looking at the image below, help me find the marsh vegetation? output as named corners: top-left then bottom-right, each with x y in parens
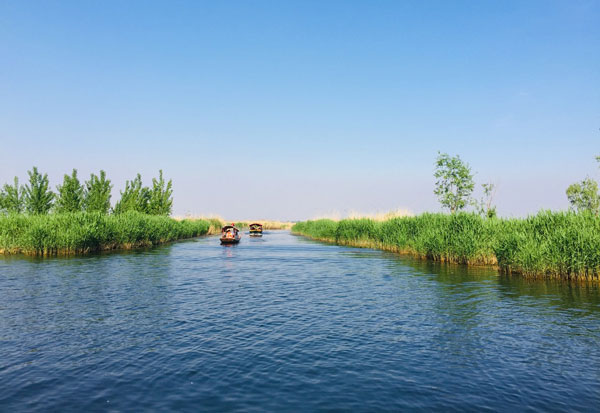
top-left (0, 211), bottom-right (211, 256)
top-left (0, 167), bottom-right (211, 255)
top-left (293, 153), bottom-right (600, 281)
top-left (292, 211), bottom-right (600, 280)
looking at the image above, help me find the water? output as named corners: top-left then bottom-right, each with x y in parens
top-left (1, 231), bottom-right (599, 411)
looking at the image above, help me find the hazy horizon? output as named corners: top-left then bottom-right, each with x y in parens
top-left (1, 1), bottom-right (599, 221)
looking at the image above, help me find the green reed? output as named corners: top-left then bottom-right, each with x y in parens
top-left (292, 211), bottom-right (600, 280)
top-left (0, 211), bottom-right (211, 256)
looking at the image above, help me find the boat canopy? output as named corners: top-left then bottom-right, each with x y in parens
top-left (222, 225), bottom-right (237, 231)
top-left (250, 223), bottom-right (262, 228)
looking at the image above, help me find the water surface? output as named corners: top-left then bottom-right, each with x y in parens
top-left (1, 231), bottom-right (599, 411)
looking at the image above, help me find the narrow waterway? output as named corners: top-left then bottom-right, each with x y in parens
top-left (1, 231), bottom-right (599, 411)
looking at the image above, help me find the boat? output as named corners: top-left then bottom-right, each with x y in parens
top-left (220, 224), bottom-right (241, 244)
top-left (249, 223), bottom-right (263, 236)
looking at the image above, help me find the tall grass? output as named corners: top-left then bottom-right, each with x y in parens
top-left (174, 216), bottom-right (294, 231)
top-left (292, 211), bottom-right (600, 281)
top-left (0, 211), bottom-right (212, 256)
top-left (259, 220), bottom-right (294, 230)
top-left (311, 208), bottom-right (413, 222)
top-left (223, 220), bottom-right (294, 230)
top-left (173, 215), bottom-right (223, 234)
top-left (195, 219), bottom-right (294, 231)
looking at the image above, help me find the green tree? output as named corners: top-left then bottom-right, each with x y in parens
top-left (24, 167), bottom-right (54, 214)
top-left (55, 169), bottom-right (84, 213)
top-left (474, 182), bottom-right (497, 218)
top-left (113, 173), bottom-right (150, 214)
top-left (84, 170), bottom-right (112, 213)
top-left (566, 177), bottom-right (599, 215)
top-left (148, 170), bottom-right (173, 216)
top-left (1, 177), bottom-right (25, 214)
top-left (434, 152), bottom-right (475, 213)
top-left (1, 177), bottom-right (24, 213)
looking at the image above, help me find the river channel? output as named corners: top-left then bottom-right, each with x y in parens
top-left (1, 231), bottom-right (599, 411)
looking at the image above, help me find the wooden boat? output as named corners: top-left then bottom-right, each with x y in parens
top-left (249, 223), bottom-right (263, 236)
top-left (220, 224), bottom-right (241, 244)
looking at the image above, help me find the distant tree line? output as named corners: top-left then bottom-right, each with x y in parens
top-left (0, 167), bottom-right (173, 216)
top-left (433, 151), bottom-right (600, 216)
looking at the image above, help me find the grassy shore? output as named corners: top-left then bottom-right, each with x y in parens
top-left (292, 211), bottom-right (600, 281)
top-left (0, 211), bottom-right (213, 256)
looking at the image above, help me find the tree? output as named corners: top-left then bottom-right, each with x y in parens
top-left (1, 177), bottom-right (25, 214)
top-left (84, 170), bottom-right (112, 214)
top-left (113, 173), bottom-right (150, 214)
top-left (24, 167), bottom-right (54, 214)
top-left (434, 152), bottom-right (475, 213)
top-left (566, 177), bottom-right (599, 215)
top-left (474, 182), bottom-right (497, 218)
top-left (55, 169), bottom-right (84, 213)
top-left (148, 170), bottom-right (173, 216)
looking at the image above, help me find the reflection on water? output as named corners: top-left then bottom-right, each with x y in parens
top-left (0, 232), bottom-right (599, 411)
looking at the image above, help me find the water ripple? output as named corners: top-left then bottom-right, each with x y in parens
top-left (0, 232), bottom-right (599, 411)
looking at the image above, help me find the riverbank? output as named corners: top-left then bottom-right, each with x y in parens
top-left (292, 211), bottom-right (600, 281)
top-left (0, 212), bottom-right (214, 256)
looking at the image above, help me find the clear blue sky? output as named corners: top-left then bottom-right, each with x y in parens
top-left (1, 1), bottom-right (598, 220)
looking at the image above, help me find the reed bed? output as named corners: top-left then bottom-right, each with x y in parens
top-left (221, 221), bottom-right (294, 230)
top-left (292, 211), bottom-right (600, 281)
top-left (223, 220), bottom-right (294, 230)
top-left (247, 220), bottom-right (294, 230)
top-left (173, 215), bottom-right (223, 234)
top-left (0, 211), bottom-right (212, 256)
top-left (311, 208), bottom-right (413, 222)
top-left (173, 215), bottom-right (293, 231)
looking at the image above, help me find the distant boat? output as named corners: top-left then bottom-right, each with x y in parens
top-left (220, 224), bottom-right (241, 244)
top-left (249, 223), bottom-right (263, 236)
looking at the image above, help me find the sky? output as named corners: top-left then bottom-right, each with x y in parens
top-left (1, 0), bottom-right (599, 220)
